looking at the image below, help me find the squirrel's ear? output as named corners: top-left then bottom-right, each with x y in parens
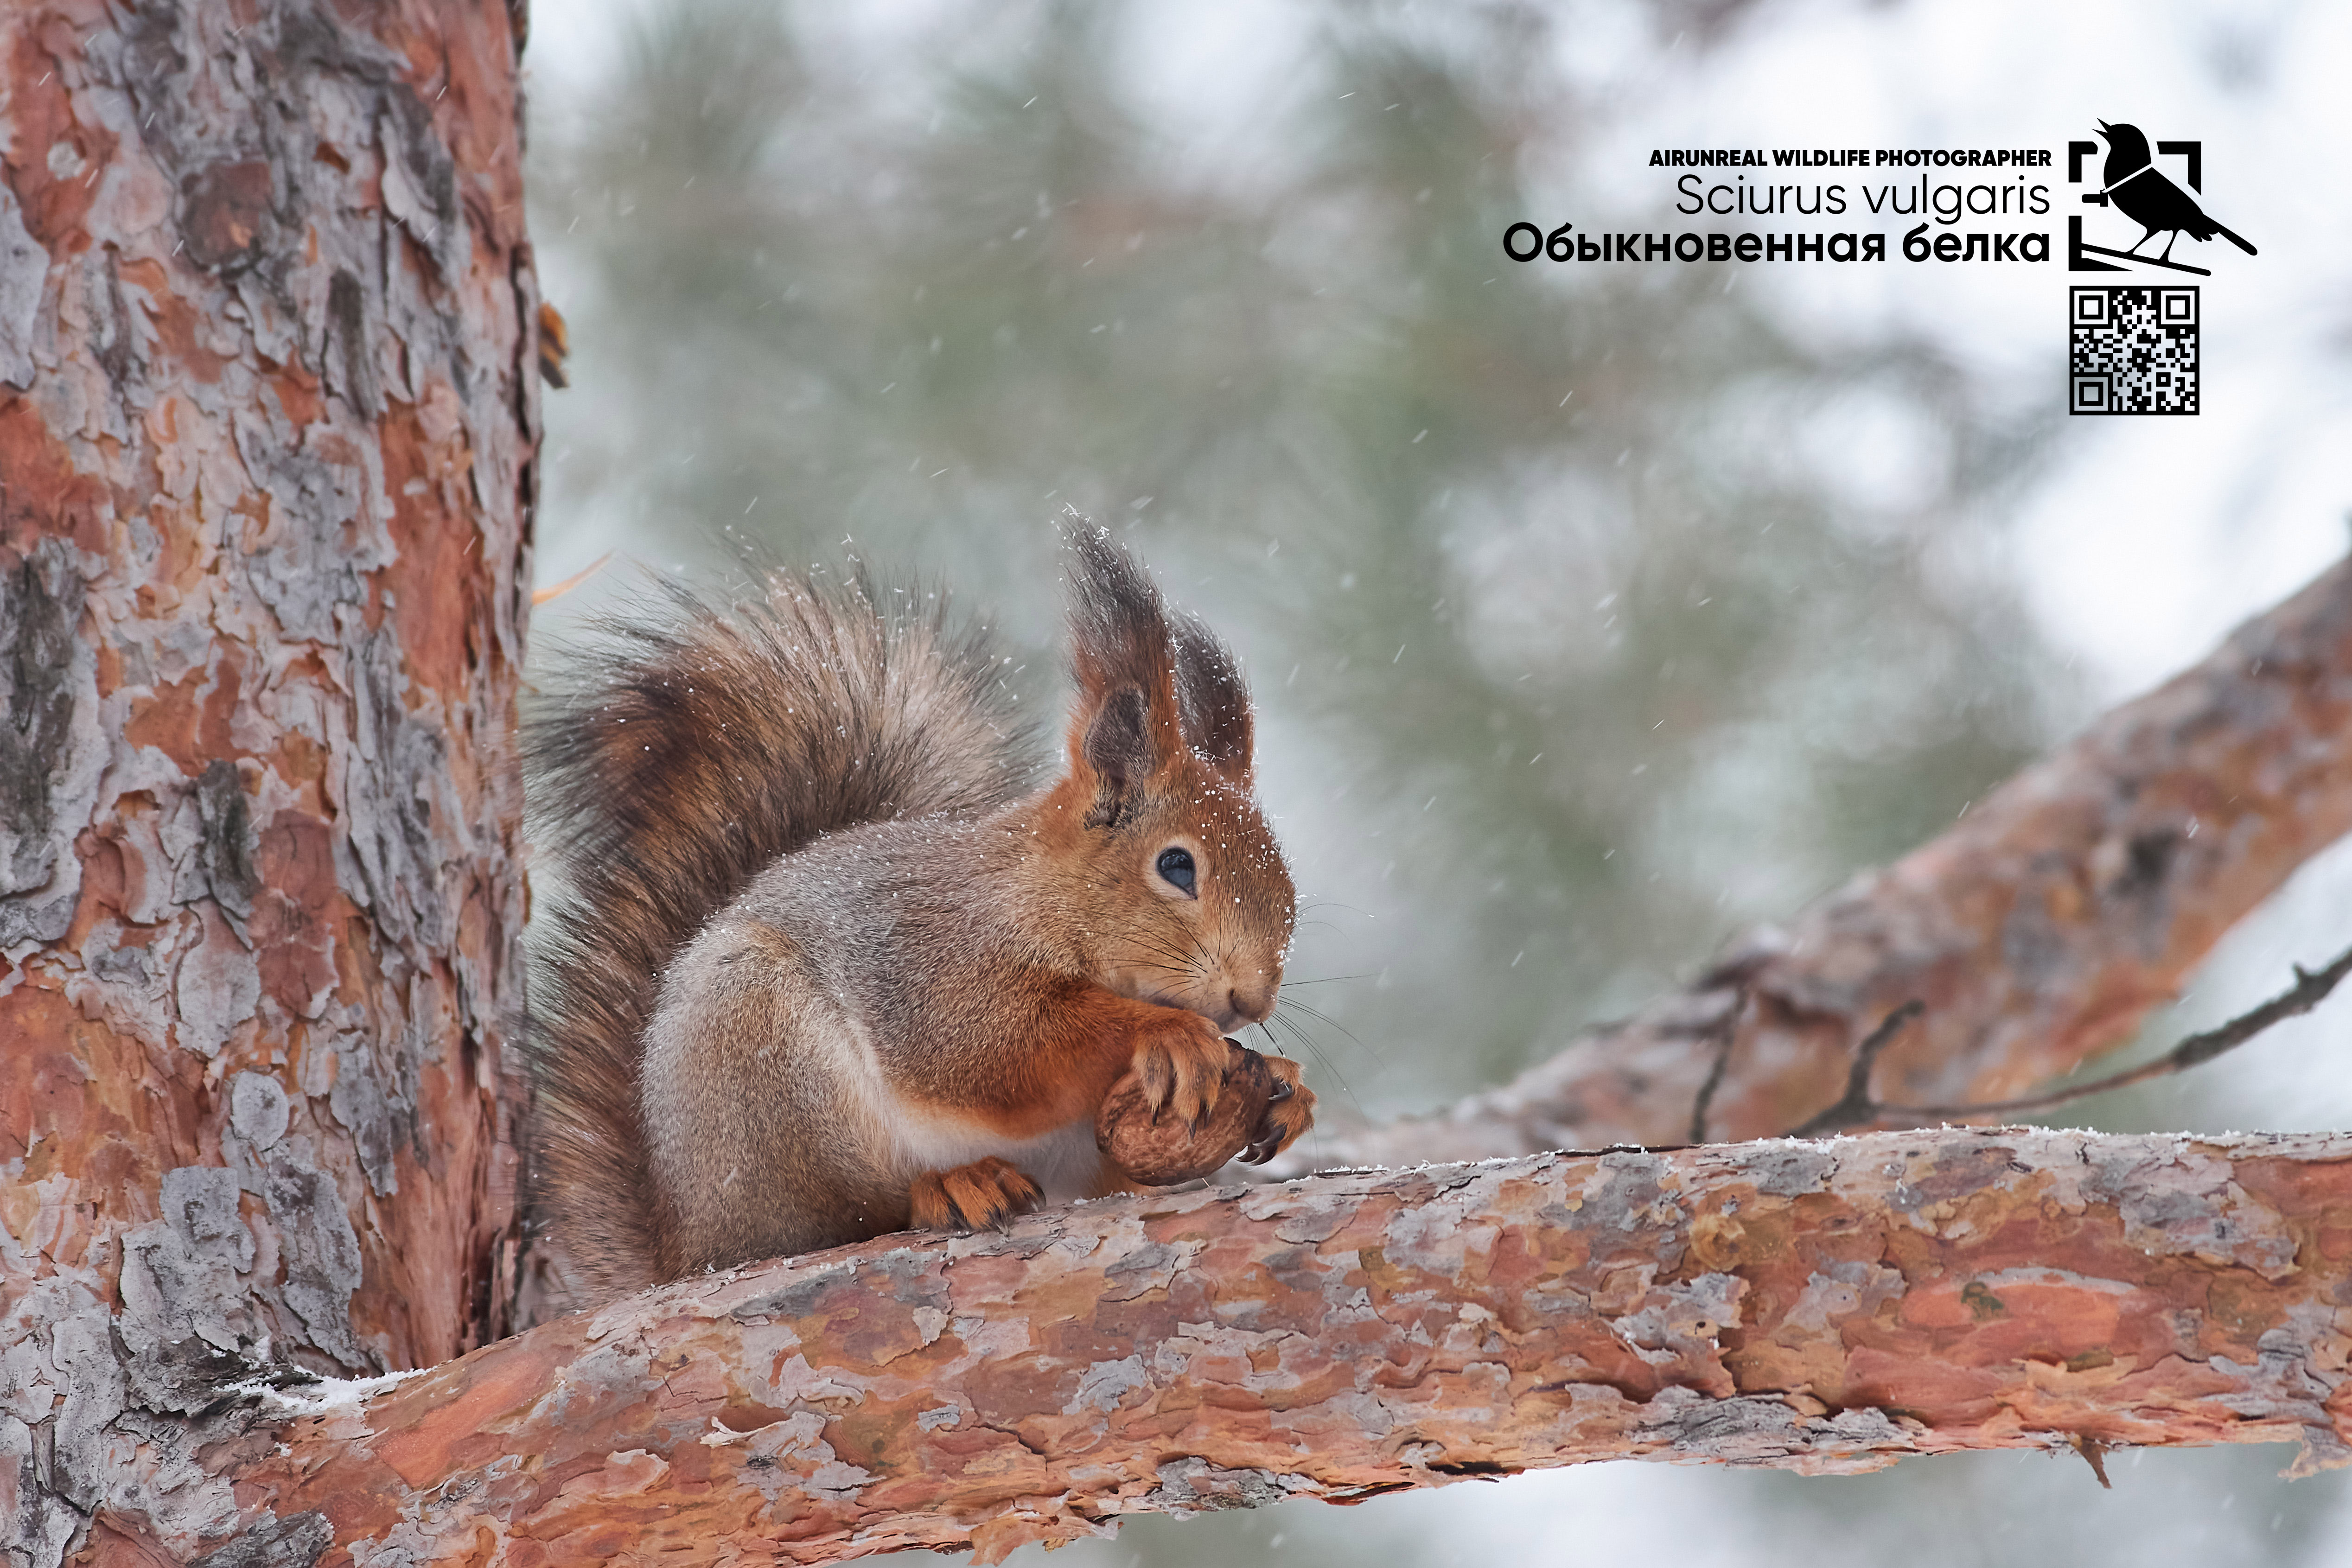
top-left (1062, 516), bottom-right (1184, 828)
top-left (1078, 684), bottom-right (1154, 827)
top-left (1172, 612), bottom-right (1253, 784)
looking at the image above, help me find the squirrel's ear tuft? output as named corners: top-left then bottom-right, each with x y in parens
top-left (1062, 513), bottom-right (1183, 826)
top-left (1172, 612), bottom-right (1253, 784)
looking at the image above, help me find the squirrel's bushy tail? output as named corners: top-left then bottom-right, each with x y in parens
top-left (523, 567), bottom-right (1033, 1301)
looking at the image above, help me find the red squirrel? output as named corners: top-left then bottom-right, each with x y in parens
top-left (525, 521), bottom-right (1313, 1304)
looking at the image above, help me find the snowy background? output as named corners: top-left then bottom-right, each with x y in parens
top-left (517, 1), bottom-right (2352, 1562)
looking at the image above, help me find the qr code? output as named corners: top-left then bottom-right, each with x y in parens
top-left (2071, 287), bottom-right (2198, 415)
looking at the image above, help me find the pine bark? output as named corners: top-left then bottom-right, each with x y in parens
top-left (0, 2), bottom-right (536, 1563)
top-left (139, 1129), bottom-right (2352, 1565)
top-left (7, 3), bottom-right (2352, 1567)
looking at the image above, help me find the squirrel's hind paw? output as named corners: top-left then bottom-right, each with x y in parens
top-left (1240, 1055), bottom-right (1316, 1164)
top-left (910, 1156), bottom-right (1045, 1232)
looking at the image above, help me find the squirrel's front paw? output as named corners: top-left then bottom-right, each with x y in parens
top-left (1098, 1039), bottom-right (1309, 1186)
top-left (1128, 1015), bottom-right (1231, 1129)
top-left (1240, 1054), bottom-right (1315, 1165)
top-left (909, 1156), bottom-right (1044, 1232)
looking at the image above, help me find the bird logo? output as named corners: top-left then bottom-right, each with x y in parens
top-left (2072, 121), bottom-right (2256, 275)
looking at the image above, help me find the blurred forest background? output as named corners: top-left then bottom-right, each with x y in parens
top-left (519, 0), bottom-right (2352, 1562)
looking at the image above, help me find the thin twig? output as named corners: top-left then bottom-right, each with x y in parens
top-left (2072, 1435), bottom-right (2114, 1490)
top-left (532, 551), bottom-right (613, 606)
top-left (1688, 1032), bottom-right (1738, 1145)
top-left (1684, 960), bottom-right (1767, 1144)
top-left (1879, 943), bottom-right (2352, 1123)
top-left (1788, 1001), bottom-right (1925, 1137)
top-left (1789, 944), bottom-right (2352, 1137)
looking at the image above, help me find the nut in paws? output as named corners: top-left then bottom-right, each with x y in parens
top-left (1096, 1040), bottom-right (1312, 1186)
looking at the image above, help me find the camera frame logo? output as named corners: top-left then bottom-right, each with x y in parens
top-left (2065, 122), bottom-right (2252, 417)
top-left (2067, 121), bottom-right (2255, 276)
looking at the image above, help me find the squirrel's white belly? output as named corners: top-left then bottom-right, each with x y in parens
top-left (885, 1108), bottom-right (1107, 1205)
top-left (815, 1006), bottom-right (1109, 1204)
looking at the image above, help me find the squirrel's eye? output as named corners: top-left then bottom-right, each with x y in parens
top-left (1155, 846), bottom-right (1198, 896)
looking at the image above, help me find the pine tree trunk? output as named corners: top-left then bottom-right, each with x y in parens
top-left (0, 2), bottom-right (536, 1562)
top-left (7, 4), bottom-right (2352, 1566)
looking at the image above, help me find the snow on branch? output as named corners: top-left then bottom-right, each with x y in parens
top-left (204, 1128), bottom-right (2352, 1564)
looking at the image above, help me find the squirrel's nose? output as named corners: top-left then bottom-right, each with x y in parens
top-left (1226, 985), bottom-right (1275, 1026)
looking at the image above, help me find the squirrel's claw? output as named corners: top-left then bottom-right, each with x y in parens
top-left (1245, 1054), bottom-right (1315, 1164)
top-left (910, 1156), bottom-right (1044, 1232)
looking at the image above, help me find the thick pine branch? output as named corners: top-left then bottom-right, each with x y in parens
top-left (170, 1128), bottom-right (2352, 1565)
top-left (11, 0), bottom-right (2352, 1562)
